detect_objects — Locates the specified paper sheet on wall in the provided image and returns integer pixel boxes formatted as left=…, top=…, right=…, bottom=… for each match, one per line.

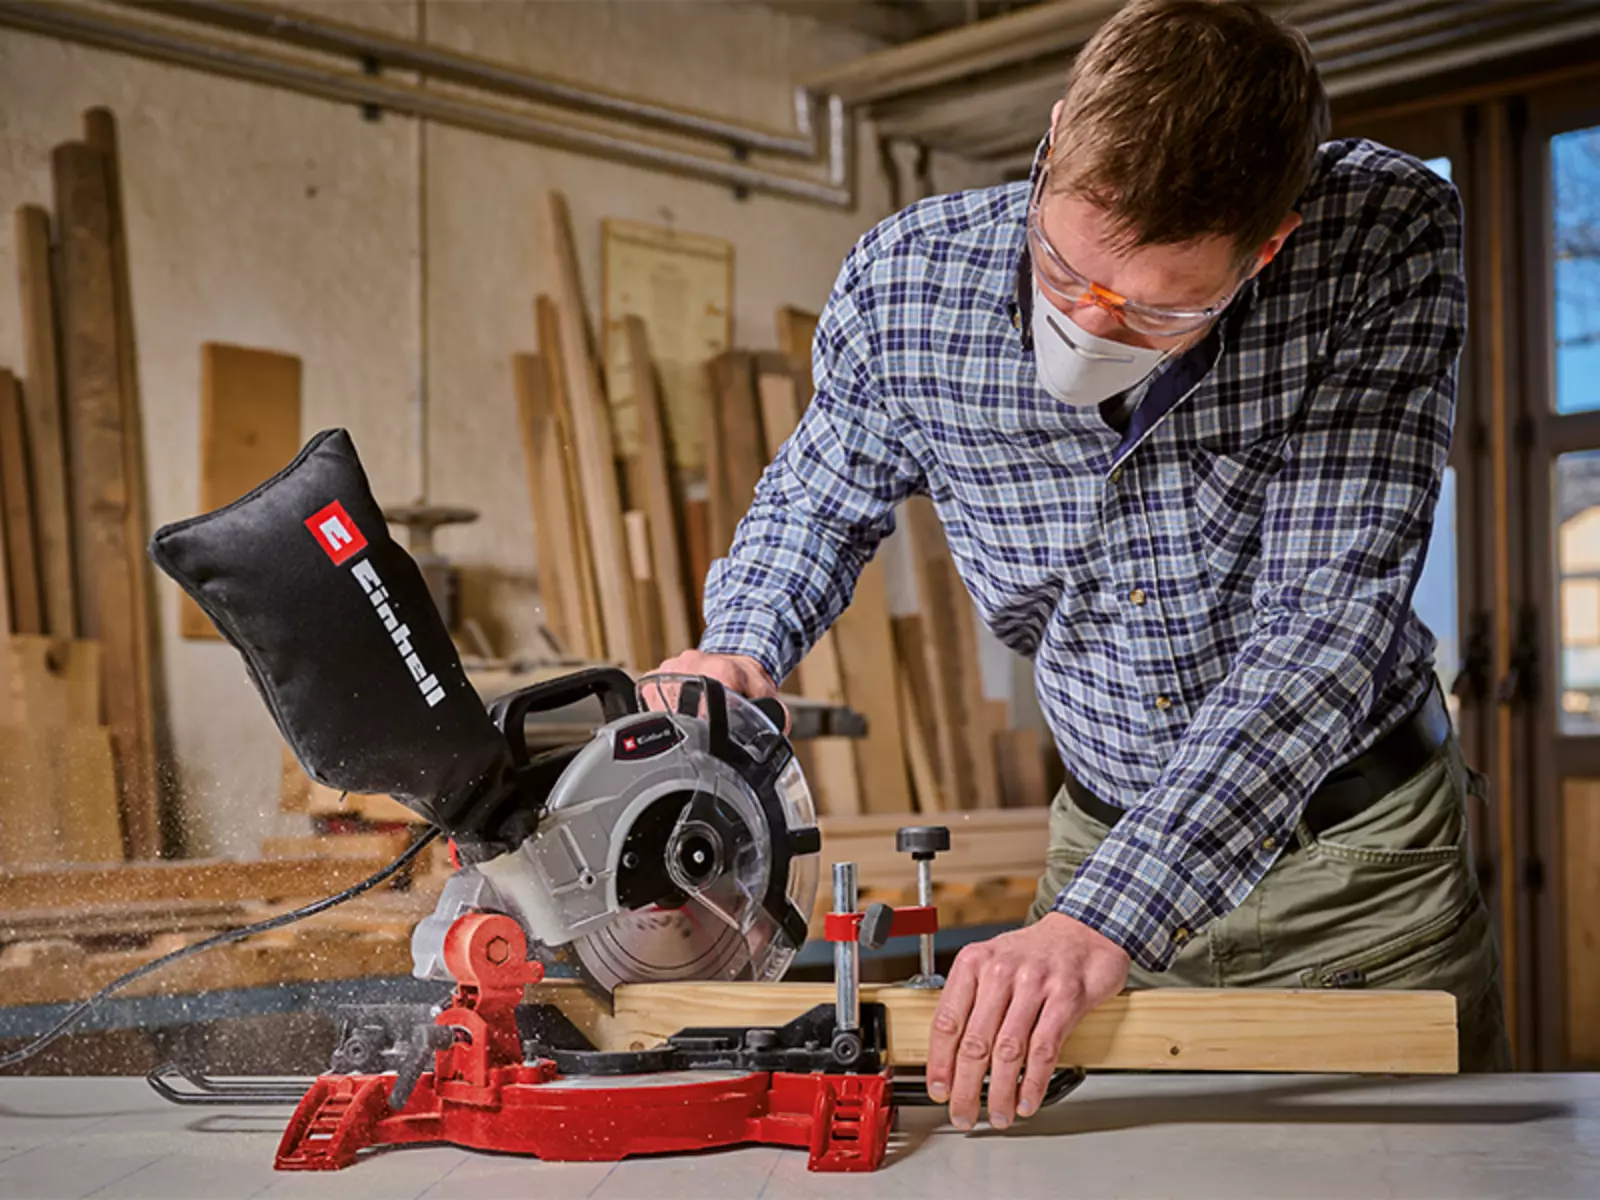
left=601, top=218, right=733, bottom=474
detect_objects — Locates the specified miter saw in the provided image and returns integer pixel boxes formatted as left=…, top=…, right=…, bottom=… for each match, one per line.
left=132, top=427, right=994, bottom=1173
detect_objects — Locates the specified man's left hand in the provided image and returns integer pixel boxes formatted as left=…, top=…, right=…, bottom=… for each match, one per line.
left=925, top=912, right=1131, bottom=1130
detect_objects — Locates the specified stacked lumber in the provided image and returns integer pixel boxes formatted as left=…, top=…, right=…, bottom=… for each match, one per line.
left=1, top=108, right=163, bottom=861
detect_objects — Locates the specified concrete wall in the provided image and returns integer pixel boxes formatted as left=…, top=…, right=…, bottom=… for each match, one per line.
left=0, top=1, right=1019, bottom=856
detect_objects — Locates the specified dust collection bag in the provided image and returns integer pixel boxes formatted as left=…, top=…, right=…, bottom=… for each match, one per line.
left=147, top=427, right=511, bottom=834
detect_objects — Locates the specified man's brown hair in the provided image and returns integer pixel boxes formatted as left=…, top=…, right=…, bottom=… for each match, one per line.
left=1047, top=0, right=1329, bottom=260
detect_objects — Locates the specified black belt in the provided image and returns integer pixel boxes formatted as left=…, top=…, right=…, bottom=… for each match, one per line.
left=1065, top=682, right=1453, bottom=850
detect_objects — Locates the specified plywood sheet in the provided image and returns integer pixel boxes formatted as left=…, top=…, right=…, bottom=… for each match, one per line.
left=180, top=344, right=302, bottom=640
left=601, top=218, right=732, bottom=473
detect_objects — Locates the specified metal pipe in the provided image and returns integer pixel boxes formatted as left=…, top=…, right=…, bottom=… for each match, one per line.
left=916, top=857, right=936, bottom=982
left=136, top=0, right=823, bottom=158
left=0, top=1, right=854, bottom=208
left=832, top=862, right=859, bottom=1037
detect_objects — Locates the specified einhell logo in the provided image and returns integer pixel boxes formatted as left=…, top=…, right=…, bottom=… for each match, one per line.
left=306, top=501, right=367, bottom=566
left=613, top=716, right=681, bottom=762
left=304, top=498, right=444, bottom=710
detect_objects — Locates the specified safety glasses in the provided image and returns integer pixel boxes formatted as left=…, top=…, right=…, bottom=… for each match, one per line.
left=1026, top=167, right=1243, bottom=339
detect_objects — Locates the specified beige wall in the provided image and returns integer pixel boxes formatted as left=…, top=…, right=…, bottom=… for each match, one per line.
left=0, top=1, right=1013, bottom=856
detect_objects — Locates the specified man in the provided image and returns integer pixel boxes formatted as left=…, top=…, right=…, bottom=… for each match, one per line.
left=659, top=0, right=1509, bottom=1131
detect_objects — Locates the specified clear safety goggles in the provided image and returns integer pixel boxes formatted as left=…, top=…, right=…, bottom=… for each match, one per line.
left=1026, top=166, right=1244, bottom=339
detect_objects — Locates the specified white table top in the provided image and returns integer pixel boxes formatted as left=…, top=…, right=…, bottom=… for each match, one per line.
left=3, top=1072, right=1598, bottom=1199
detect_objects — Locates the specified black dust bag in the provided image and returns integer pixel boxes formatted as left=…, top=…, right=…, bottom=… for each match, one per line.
left=147, top=427, right=513, bottom=835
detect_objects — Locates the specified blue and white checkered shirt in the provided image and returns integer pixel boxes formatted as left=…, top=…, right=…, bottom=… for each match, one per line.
left=699, top=137, right=1464, bottom=972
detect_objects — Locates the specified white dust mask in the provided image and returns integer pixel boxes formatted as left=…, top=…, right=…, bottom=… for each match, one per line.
left=1030, top=276, right=1169, bottom=406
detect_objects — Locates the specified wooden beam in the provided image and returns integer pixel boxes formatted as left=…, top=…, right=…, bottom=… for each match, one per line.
left=514, top=351, right=581, bottom=655
left=52, top=139, right=160, bottom=858
left=537, top=191, right=637, bottom=667
left=14, top=204, right=75, bottom=637
left=539, top=981, right=1458, bottom=1075
left=0, top=370, right=44, bottom=634
left=534, top=297, right=605, bottom=659
left=622, top=316, right=693, bottom=655
left=0, top=852, right=404, bottom=911
left=181, top=343, right=302, bottom=639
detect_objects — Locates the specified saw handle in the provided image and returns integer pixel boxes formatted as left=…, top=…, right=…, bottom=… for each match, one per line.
left=488, top=667, right=640, bottom=765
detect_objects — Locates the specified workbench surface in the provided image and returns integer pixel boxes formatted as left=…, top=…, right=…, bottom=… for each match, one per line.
left=2, top=1073, right=1596, bottom=1198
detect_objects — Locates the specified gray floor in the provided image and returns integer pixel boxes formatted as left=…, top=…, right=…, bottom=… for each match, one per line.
left=2, top=1073, right=1598, bottom=1199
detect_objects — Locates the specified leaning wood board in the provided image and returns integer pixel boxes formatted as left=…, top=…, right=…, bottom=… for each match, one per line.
left=537, top=192, right=637, bottom=667
left=539, top=981, right=1459, bottom=1075
left=0, top=724, right=122, bottom=866
left=180, top=343, right=302, bottom=639
left=0, top=369, right=43, bottom=633
left=52, top=139, right=160, bottom=858
left=14, top=204, right=74, bottom=636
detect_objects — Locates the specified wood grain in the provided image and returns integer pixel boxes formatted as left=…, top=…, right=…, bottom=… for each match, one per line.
left=1564, top=779, right=1600, bottom=1067
left=622, top=316, right=692, bottom=654
left=0, top=370, right=43, bottom=634
left=539, top=981, right=1459, bottom=1074
left=181, top=343, right=302, bottom=639
left=538, top=191, right=636, bottom=667
left=534, top=296, right=604, bottom=659
left=14, top=204, right=74, bottom=636
left=515, top=351, right=584, bottom=655
left=0, top=724, right=122, bottom=866
left=0, top=634, right=101, bottom=727
left=52, top=139, right=159, bottom=858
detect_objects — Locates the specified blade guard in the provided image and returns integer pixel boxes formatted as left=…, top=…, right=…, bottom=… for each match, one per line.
left=147, top=428, right=514, bottom=836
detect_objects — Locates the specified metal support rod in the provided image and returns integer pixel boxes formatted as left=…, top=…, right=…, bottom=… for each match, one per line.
left=833, top=862, right=859, bottom=1035
left=0, top=1, right=856, bottom=208
left=916, top=857, right=936, bottom=982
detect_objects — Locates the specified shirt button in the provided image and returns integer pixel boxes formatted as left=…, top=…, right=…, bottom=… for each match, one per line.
left=1262, top=836, right=1278, bottom=852
left=1129, top=587, right=1147, bottom=606
left=1109, top=467, right=1124, bottom=484
left=1173, top=927, right=1190, bottom=944
left=1154, top=695, right=1172, bottom=711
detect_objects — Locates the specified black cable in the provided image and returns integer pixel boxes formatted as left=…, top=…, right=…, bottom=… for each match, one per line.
left=0, top=824, right=443, bottom=1070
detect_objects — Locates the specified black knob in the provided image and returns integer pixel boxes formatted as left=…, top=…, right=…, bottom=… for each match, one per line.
left=896, top=825, right=950, bottom=860
left=860, top=901, right=896, bottom=950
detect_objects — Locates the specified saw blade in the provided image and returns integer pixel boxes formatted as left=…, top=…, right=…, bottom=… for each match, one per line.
left=572, top=897, right=753, bottom=994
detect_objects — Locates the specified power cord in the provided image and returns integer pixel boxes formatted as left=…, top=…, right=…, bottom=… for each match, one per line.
left=0, top=824, right=442, bottom=1070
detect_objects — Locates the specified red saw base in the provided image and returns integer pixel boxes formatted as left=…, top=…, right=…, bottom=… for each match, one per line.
left=274, top=911, right=892, bottom=1173
left=276, top=1065, right=892, bottom=1172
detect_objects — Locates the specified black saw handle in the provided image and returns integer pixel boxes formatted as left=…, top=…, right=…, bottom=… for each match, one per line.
left=487, top=667, right=640, bottom=767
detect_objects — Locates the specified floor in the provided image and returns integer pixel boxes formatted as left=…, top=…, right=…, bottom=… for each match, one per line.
left=2, top=1072, right=1598, bottom=1199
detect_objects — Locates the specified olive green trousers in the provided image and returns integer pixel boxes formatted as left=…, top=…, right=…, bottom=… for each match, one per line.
left=1026, top=732, right=1512, bottom=1073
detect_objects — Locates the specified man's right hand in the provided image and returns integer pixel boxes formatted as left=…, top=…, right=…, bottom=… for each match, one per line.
left=651, top=650, right=779, bottom=700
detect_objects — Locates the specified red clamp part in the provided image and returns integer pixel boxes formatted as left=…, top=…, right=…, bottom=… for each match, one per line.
left=824, top=905, right=938, bottom=943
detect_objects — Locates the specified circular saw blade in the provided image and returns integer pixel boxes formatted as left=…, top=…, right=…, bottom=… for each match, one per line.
left=572, top=897, right=752, bottom=994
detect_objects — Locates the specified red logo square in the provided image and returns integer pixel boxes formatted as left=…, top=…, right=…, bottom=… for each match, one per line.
left=306, top=500, right=367, bottom=566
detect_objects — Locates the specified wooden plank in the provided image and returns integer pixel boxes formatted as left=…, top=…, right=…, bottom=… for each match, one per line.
left=995, top=725, right=1048, bottom=808
left=818, top=807, right=1048, bottom=885
left=622, top=316, right=692, bottom=654
left=902, top=498, right=999, bottom=809
left=0, top=898, right=247, bottom=942
left=751, top=358, right=858, bottom=817
left=1565, top=780, right=1600, bottom=1066
left=774, top=305, right=820, bottom=371
left=537, top=191, right=637, bottom=668
left=831, top=555, right=910, bottom=814
left=541, top=981, right=1458, bottom=1074
left=181, top=343, right=302, bottom=639
left=0, top=370, right=44, bottom=634
left=900, top=662, right=946, bottom=813
left=623, top=509, right=664, bottom=670
left=84, top=109, right=163, bottom=854
left=534, top=297, right=604, bottom=659
left=682, top=495, right=710, bottom=637
left=0, top=724, right=122, bottom=866
left=0, top=634, right=100, bottom=727
left=0, top=851, right=403, bottom=911
left=53, top=139, right=160, bottom=859
left=14, top=205, right=75, bottom=637
left=514, top=351, right=582, bottom=655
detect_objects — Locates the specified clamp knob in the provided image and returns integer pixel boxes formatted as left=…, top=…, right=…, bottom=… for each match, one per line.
left=896, top=826, right=950, bottom=860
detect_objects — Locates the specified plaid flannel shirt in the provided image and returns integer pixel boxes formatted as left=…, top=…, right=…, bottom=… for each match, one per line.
left=699, top=137, right=1465, bottom=972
